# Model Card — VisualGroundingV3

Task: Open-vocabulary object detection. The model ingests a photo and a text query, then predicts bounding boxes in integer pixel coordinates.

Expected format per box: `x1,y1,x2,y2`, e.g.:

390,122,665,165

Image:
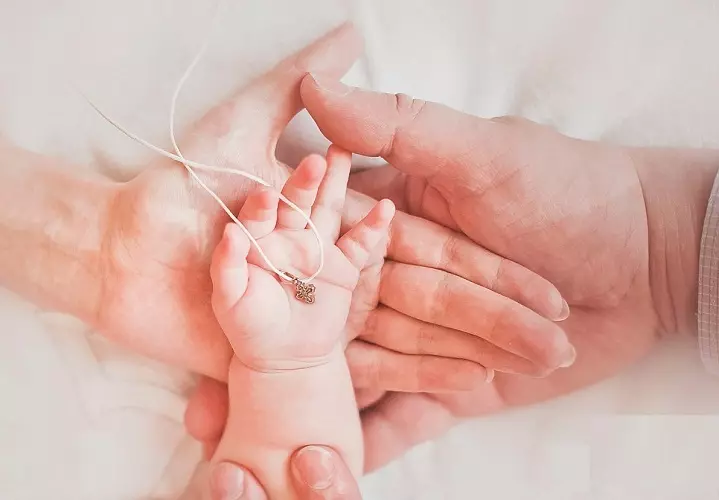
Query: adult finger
361,381,509,472
290,446,363,499
385,210,567,321
301,74,508,196
360,392,459,473
355,388,386,410
185,377,229,460
343,190,568,321
276,154,327,230
360,305,658,472
359,305,548,377
346,340,490,392
378,263,576,371
206,461,268,500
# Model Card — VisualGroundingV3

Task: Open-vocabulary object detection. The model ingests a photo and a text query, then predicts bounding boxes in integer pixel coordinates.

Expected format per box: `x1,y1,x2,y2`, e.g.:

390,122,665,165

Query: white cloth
1,1,719,499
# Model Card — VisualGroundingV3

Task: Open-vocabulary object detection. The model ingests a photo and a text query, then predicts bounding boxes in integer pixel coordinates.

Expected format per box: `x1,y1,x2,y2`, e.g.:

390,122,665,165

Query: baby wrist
234,342,346,374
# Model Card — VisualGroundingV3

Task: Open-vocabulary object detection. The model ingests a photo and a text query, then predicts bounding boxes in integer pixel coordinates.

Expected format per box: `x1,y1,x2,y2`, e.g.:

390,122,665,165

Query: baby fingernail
310,73,352,96
210,462,246,500
560,344,577,368
293,446,336,490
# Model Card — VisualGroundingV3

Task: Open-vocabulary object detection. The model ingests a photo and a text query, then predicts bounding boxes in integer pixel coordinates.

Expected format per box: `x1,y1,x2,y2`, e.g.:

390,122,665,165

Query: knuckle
404,175,431,220
382,94,428,158
429,272,452,323
393,93,427,120
439,232,460,269
416,321,435,355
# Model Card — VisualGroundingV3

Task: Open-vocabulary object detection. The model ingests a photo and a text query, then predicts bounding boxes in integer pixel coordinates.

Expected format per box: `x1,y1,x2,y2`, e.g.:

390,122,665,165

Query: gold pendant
282,271,316,304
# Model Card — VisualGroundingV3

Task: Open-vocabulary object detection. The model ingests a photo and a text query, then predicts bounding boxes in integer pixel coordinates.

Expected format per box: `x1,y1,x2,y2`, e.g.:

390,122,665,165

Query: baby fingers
311,145,352,242
337,199,396,269
210,223,252,314
237,187,280,239
276,154,327,230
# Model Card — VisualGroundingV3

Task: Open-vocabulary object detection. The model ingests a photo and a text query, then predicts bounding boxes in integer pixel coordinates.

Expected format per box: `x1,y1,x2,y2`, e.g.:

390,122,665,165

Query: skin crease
187,73,719,481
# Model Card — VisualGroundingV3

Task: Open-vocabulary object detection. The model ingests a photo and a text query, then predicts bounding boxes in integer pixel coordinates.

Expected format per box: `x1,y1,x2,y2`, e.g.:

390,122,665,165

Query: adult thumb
300,74,509,196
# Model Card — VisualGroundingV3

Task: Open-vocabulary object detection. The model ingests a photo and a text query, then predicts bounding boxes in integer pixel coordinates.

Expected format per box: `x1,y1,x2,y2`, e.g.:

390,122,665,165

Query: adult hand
184,378,362,499
297,75,719,468
203,446,361,500
96,24,569,386
98,24,361,380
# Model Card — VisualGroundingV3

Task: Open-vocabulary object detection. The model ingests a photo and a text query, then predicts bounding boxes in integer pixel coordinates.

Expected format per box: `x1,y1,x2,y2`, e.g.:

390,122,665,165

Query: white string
82,1,324,284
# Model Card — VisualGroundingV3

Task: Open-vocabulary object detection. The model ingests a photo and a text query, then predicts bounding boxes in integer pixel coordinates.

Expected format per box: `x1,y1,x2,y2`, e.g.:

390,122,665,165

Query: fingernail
210,462,245,500
309,73,352,96
293,446,336,490
559,344,577,368
556,299,570,322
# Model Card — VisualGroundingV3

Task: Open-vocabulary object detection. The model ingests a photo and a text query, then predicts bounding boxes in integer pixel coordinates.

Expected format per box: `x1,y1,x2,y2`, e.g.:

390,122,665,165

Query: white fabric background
1,0,719,499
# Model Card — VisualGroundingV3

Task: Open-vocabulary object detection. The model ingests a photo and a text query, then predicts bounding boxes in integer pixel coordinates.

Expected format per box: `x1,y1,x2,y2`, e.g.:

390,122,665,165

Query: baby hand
210,146,395,372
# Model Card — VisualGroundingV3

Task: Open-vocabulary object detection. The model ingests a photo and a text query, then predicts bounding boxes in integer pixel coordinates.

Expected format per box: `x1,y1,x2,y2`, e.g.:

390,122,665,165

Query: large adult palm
299,75,717,469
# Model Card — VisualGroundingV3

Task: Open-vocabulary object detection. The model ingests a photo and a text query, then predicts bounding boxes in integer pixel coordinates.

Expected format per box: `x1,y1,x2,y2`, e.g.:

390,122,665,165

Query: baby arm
209,148,395,499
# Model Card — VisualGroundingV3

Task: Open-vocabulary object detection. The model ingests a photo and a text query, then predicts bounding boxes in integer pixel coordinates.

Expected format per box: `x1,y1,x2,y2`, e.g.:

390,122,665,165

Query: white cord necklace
81,0,324,299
